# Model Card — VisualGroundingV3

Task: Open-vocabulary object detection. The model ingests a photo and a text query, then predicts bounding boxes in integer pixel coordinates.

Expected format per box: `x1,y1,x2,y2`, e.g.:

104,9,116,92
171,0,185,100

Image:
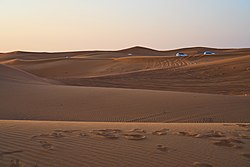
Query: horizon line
1,45,250,54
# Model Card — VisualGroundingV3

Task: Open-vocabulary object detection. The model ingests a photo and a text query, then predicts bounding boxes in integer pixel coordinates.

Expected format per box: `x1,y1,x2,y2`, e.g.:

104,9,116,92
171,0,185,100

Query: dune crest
0,47,250,122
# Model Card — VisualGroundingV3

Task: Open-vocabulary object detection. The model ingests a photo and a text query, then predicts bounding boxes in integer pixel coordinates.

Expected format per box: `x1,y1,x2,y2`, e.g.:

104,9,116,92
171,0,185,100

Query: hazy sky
1,0,250,52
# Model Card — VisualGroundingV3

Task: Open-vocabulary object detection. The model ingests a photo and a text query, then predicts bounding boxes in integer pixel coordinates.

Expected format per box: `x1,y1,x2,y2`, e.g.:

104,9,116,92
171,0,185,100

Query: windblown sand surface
0,47,250,122
0,121,250,167
1,47,250,95
0,47,250,166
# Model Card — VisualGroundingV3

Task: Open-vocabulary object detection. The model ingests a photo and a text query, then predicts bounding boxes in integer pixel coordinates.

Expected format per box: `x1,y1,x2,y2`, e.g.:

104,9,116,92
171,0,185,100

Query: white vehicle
176,52,188,57
203,51,215,55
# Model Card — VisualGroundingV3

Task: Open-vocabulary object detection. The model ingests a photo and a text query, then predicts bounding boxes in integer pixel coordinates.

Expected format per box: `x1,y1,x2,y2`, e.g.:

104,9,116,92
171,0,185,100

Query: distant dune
0,47,250,122
1,47,250,167
2,46,249,95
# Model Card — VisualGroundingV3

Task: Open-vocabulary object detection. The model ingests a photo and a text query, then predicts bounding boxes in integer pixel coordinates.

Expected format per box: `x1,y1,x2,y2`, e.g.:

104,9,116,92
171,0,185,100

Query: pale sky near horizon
0,0,250,52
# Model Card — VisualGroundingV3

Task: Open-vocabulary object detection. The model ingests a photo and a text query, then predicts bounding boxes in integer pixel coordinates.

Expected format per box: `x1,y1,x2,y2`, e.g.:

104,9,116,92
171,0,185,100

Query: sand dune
0,47,250,166
65,54,250,95
0,65,250,122
4,56,197,78
0,121,250,167
2,47,249,95
0,64,57,85
0,47,250,123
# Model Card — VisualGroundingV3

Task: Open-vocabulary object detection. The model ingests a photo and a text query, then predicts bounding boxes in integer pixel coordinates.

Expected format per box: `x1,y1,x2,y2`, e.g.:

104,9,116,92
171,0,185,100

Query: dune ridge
0,47,250,122
62,54,250,95
2,47,249,95
0,46,250,166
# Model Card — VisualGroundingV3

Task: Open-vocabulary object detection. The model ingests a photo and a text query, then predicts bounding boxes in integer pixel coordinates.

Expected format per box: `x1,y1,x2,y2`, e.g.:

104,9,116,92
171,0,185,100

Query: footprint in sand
123,134,146,140
193,162,213,167
152,129,169,136
236,124,250,131
175,131,198,137
129,128,146,133
32,132,65,139
227,138,245,144
195,130,225,138
9,159,24,167
9,159,37,167
157,145,168,152
90,129,122,134
51,129,82,138
236,124,250,128
156,144,175,152
232,132,250,139
0,150,23,157
97,133,119,139
50,132,65,138
233,145,243,149
212,138,244,147
54,129,81,134
212,140,234,147
238,134,250,139
90,129,120,139
39,141,54,150
79,132,88,137
241,153,250,159
223,124,235,127
31,133,50,139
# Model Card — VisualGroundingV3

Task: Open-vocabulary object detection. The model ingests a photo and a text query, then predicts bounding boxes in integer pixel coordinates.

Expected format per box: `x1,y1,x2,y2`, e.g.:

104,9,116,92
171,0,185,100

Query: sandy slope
0,47,250,167
0,121,250,167
0,64,250,122
2,47,249,95
0,47,250,122
0,64,58,85
67,54,250,95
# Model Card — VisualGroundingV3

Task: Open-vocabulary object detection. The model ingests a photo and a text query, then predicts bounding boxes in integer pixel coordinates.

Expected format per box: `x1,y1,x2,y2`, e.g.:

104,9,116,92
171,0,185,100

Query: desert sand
0,121,250,167
0,47,250,166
